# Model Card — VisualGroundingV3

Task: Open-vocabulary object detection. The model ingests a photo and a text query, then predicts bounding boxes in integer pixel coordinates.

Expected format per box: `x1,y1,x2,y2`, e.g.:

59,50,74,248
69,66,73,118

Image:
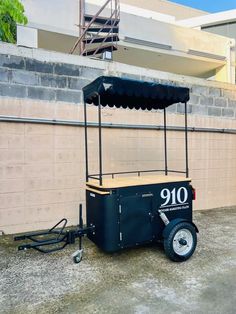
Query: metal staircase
70,0,120,57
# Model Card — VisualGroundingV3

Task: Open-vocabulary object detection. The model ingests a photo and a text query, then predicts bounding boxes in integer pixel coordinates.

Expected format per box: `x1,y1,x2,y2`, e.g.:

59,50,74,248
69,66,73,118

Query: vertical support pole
79,0,85,54
115,0,118,19
79,204,83,250
98,95,103,186
185,102,189,178
164,108,168,175
84,100,89,182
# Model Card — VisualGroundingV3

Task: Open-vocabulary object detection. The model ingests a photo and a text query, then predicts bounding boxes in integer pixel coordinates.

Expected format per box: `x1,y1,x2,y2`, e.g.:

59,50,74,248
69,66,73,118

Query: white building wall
21,0,79,34
18,0,235,83
121,0,207,20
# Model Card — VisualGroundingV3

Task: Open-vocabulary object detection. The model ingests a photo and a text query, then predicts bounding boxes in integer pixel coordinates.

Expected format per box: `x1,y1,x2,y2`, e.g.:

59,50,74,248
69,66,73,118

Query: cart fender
162,218,199,239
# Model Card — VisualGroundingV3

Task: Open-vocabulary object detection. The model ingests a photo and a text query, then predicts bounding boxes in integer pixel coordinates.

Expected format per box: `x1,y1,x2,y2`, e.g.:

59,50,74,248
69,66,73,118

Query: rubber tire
164,222,197,262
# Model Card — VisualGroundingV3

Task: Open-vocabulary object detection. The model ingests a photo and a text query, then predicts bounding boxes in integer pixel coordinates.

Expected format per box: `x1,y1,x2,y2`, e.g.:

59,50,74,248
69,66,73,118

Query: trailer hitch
14,204,95,262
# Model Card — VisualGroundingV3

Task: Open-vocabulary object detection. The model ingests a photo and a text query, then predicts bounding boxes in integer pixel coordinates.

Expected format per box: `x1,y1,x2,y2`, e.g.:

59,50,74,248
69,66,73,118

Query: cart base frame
14,204,95,258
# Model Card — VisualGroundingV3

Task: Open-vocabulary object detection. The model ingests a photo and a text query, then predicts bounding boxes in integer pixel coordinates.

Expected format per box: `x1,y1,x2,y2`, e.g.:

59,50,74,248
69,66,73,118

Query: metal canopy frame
84,98,189,186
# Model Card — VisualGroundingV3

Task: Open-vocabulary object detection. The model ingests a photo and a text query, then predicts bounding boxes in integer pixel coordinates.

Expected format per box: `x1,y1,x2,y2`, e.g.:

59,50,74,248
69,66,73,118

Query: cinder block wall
0,43,236,234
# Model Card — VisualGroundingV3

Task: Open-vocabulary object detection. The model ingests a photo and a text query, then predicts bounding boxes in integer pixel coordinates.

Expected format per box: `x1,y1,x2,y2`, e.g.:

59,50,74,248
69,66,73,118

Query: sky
170,0,236,13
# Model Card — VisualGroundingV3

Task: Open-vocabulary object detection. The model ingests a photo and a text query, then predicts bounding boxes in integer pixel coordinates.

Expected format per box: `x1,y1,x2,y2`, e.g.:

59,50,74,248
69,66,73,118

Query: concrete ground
0,207,236,314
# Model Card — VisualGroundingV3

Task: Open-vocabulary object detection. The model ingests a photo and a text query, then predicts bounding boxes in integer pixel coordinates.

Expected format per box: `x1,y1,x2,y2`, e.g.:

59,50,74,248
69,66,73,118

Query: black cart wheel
164,222,197,262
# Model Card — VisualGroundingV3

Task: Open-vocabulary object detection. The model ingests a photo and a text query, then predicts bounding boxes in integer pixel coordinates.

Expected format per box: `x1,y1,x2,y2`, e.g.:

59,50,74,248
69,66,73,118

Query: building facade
17,0,235,84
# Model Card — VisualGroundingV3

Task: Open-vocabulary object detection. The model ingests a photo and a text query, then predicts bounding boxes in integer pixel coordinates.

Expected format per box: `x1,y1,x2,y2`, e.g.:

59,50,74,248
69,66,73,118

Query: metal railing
88,169,186,181
70,0,120,56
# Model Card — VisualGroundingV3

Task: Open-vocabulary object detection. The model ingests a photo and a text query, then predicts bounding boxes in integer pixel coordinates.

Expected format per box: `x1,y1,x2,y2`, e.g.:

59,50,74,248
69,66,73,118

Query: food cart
15,76,198,263
83,76,198,262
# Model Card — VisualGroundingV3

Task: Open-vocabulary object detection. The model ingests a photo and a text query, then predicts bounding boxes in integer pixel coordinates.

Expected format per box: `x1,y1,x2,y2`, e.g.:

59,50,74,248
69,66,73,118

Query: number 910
160,187,188,207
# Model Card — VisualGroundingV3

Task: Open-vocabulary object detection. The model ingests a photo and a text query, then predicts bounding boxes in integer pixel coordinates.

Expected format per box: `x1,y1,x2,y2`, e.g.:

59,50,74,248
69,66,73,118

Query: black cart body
86,177,193,253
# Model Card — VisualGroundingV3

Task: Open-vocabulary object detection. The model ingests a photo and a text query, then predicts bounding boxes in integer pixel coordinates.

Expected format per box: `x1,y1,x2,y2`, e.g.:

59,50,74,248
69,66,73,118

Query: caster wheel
164,222,197,262
73,255,82,264
72,249,83,264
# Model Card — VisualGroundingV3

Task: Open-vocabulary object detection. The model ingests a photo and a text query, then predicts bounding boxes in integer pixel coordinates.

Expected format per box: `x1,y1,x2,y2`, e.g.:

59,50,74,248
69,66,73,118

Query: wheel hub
173,228,193,256
178,238,187,246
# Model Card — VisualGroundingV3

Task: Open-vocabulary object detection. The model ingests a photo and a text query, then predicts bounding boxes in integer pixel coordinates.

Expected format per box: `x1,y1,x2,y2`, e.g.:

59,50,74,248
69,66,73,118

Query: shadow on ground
0,208,236,314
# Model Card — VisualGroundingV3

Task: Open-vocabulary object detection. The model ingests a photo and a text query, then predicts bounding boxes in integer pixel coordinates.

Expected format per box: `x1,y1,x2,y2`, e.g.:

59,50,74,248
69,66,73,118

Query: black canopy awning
83,76,189,110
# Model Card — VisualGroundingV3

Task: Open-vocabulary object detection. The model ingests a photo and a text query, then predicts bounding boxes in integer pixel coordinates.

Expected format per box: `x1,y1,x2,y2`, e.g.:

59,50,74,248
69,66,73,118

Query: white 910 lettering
160,187,188,207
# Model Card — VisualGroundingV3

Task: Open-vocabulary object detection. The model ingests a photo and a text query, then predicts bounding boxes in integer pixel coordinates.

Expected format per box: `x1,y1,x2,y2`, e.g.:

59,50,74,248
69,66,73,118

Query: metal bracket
158,209,170,226
14,204,95,255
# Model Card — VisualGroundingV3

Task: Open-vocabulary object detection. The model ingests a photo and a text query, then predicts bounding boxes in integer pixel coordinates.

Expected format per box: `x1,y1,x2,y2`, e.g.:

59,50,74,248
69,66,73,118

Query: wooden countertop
86,175,191,189
86,186,110,195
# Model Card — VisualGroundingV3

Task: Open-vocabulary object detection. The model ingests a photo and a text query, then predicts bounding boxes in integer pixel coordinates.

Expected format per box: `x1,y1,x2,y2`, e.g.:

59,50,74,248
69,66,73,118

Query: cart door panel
120,195,153,247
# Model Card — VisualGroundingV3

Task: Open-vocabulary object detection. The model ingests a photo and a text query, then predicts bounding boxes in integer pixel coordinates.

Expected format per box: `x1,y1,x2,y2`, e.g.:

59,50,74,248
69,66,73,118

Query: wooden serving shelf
86,175,191,190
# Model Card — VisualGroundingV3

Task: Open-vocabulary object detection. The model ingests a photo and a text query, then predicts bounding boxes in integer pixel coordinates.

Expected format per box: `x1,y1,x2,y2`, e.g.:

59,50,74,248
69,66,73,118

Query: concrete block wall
0,43,236,234
0,53,103,103
1,52,236,119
